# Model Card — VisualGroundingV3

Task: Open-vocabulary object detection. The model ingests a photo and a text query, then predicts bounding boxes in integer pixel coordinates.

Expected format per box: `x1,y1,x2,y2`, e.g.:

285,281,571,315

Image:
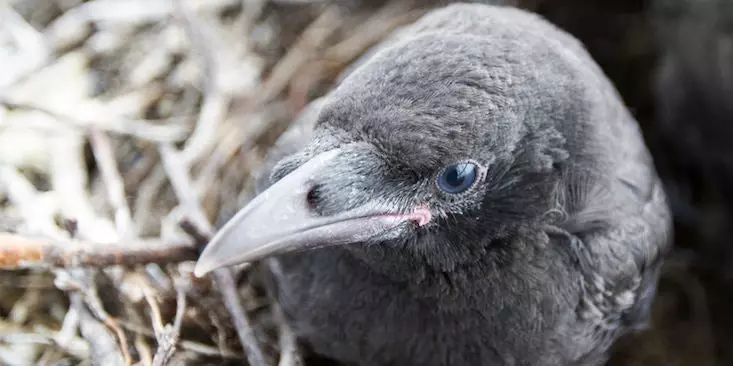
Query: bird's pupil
438,162,478,194
446,166,467,186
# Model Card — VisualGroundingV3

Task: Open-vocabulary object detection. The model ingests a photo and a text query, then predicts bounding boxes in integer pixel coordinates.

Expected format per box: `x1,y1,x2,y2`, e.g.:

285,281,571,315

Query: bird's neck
340,243,498,309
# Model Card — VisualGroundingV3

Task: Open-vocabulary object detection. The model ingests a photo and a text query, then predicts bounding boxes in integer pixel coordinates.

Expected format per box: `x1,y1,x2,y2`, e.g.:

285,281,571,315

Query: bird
194,3,673,365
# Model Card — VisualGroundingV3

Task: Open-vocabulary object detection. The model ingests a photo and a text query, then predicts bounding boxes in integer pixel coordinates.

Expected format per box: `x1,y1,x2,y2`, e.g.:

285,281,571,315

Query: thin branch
158,147,266,365
134,336,154,366
0,232,198,270
274,303,302,366
288,2,421,109
266,259,303,366
213,268,267,366
139,275,188,366
82,271,132,365
117,320,240,359
157,144,213,235
320,1,419,64
0,98,190,143
172,0,230,166
72,292,129,366
52,306,91,360
89,130,133,236
0,6,51,89
172,283,187,333
254,5,342,106
0,166,68,240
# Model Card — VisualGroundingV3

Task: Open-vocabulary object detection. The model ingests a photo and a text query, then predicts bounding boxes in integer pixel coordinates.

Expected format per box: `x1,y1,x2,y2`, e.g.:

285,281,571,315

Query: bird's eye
437,162,479,194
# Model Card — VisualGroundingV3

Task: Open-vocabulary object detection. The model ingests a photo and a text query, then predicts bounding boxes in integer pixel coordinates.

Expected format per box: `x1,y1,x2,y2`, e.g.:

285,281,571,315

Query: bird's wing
545,161,670,365
554,156,672,333
253,97,326,194
613,160,672,329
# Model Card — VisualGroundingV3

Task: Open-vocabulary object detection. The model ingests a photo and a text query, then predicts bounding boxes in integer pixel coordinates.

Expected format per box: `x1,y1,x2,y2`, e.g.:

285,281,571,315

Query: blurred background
0,0,731,365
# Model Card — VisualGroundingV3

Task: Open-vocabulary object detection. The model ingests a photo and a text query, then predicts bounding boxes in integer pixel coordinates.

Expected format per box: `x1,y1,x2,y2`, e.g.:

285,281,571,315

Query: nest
0,1,429,364
0,0,730,365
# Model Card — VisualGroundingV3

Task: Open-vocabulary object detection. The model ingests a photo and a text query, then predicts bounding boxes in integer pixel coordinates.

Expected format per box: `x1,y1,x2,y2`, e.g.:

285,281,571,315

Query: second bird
195,4,673,366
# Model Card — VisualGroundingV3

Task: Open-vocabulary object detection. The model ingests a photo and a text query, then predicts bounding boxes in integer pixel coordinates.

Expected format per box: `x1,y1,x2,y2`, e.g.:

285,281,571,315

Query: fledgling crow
195,4,673,365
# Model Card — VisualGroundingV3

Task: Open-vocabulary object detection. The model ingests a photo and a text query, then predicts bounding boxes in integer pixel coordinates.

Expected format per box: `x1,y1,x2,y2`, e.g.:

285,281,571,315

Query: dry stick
72,292,127,366
89,130,134,236
178,222,264,365
0,6,51,89
90,129,157,365
52,306,91,360
140,276,187,366
0,326,90,363
0,232,198,270
157,144,212,234
255,5,343,106
265,259,303,366
1,162,130,363
0,98,189,143
321,2,421,67
134,335,154,366
288,4,421,109
114,317,240,359
132,166,168,235
274,303,302,366
160,148,267,366
58,273,134,365
172,0,230,166
145,4,266,362
212,268,267,366
0,167,69,241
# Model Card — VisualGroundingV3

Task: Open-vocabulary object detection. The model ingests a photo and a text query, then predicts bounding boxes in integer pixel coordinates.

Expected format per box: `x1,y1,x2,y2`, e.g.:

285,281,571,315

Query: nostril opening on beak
306,186,320,212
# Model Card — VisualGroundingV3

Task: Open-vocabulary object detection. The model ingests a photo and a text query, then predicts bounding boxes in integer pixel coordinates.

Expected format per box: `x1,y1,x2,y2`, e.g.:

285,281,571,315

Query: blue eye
437,162,479,194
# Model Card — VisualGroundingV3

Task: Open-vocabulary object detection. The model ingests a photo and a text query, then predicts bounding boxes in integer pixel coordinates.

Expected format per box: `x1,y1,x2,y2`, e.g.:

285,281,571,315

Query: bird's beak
193,148,431,277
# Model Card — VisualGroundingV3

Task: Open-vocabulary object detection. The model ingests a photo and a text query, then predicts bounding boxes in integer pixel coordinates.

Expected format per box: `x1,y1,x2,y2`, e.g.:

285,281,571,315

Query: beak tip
193,260,214,278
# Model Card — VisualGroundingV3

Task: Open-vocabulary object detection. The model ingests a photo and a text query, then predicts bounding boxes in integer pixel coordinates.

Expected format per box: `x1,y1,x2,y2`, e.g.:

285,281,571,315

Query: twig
134,336,154,366
254,5,343,106
274,303,302,366
73,292,128,366
132,166,168,235
89,130,133,237
321,1,419,64
288,2,421,109
0,99,190,143
266,259,303,366
0,166,67,240
0,232,198,270
157,144,213,235
117,320,240,359
51,306,91,360
0,333,54,345
172,0,231,166
172,284,186,336
139,275,187,366
0,6,51,89
159,147,266,365
48,123,119,244
87,279,134,365
213,268,268,366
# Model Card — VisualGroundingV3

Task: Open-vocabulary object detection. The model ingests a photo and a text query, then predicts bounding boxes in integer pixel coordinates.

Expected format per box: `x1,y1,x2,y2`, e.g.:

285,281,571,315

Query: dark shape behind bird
195,4,673,366
649,0,733,278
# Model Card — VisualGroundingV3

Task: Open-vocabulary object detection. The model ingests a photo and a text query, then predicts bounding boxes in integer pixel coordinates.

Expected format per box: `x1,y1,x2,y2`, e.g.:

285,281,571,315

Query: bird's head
193,9,606,278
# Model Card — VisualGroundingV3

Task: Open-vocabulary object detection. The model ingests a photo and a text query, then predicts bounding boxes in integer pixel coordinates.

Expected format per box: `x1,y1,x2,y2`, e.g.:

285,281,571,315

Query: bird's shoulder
547,153,671,334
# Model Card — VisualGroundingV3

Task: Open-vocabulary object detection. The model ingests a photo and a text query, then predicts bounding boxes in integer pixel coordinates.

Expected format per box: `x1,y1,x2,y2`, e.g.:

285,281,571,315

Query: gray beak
193,149,431,277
